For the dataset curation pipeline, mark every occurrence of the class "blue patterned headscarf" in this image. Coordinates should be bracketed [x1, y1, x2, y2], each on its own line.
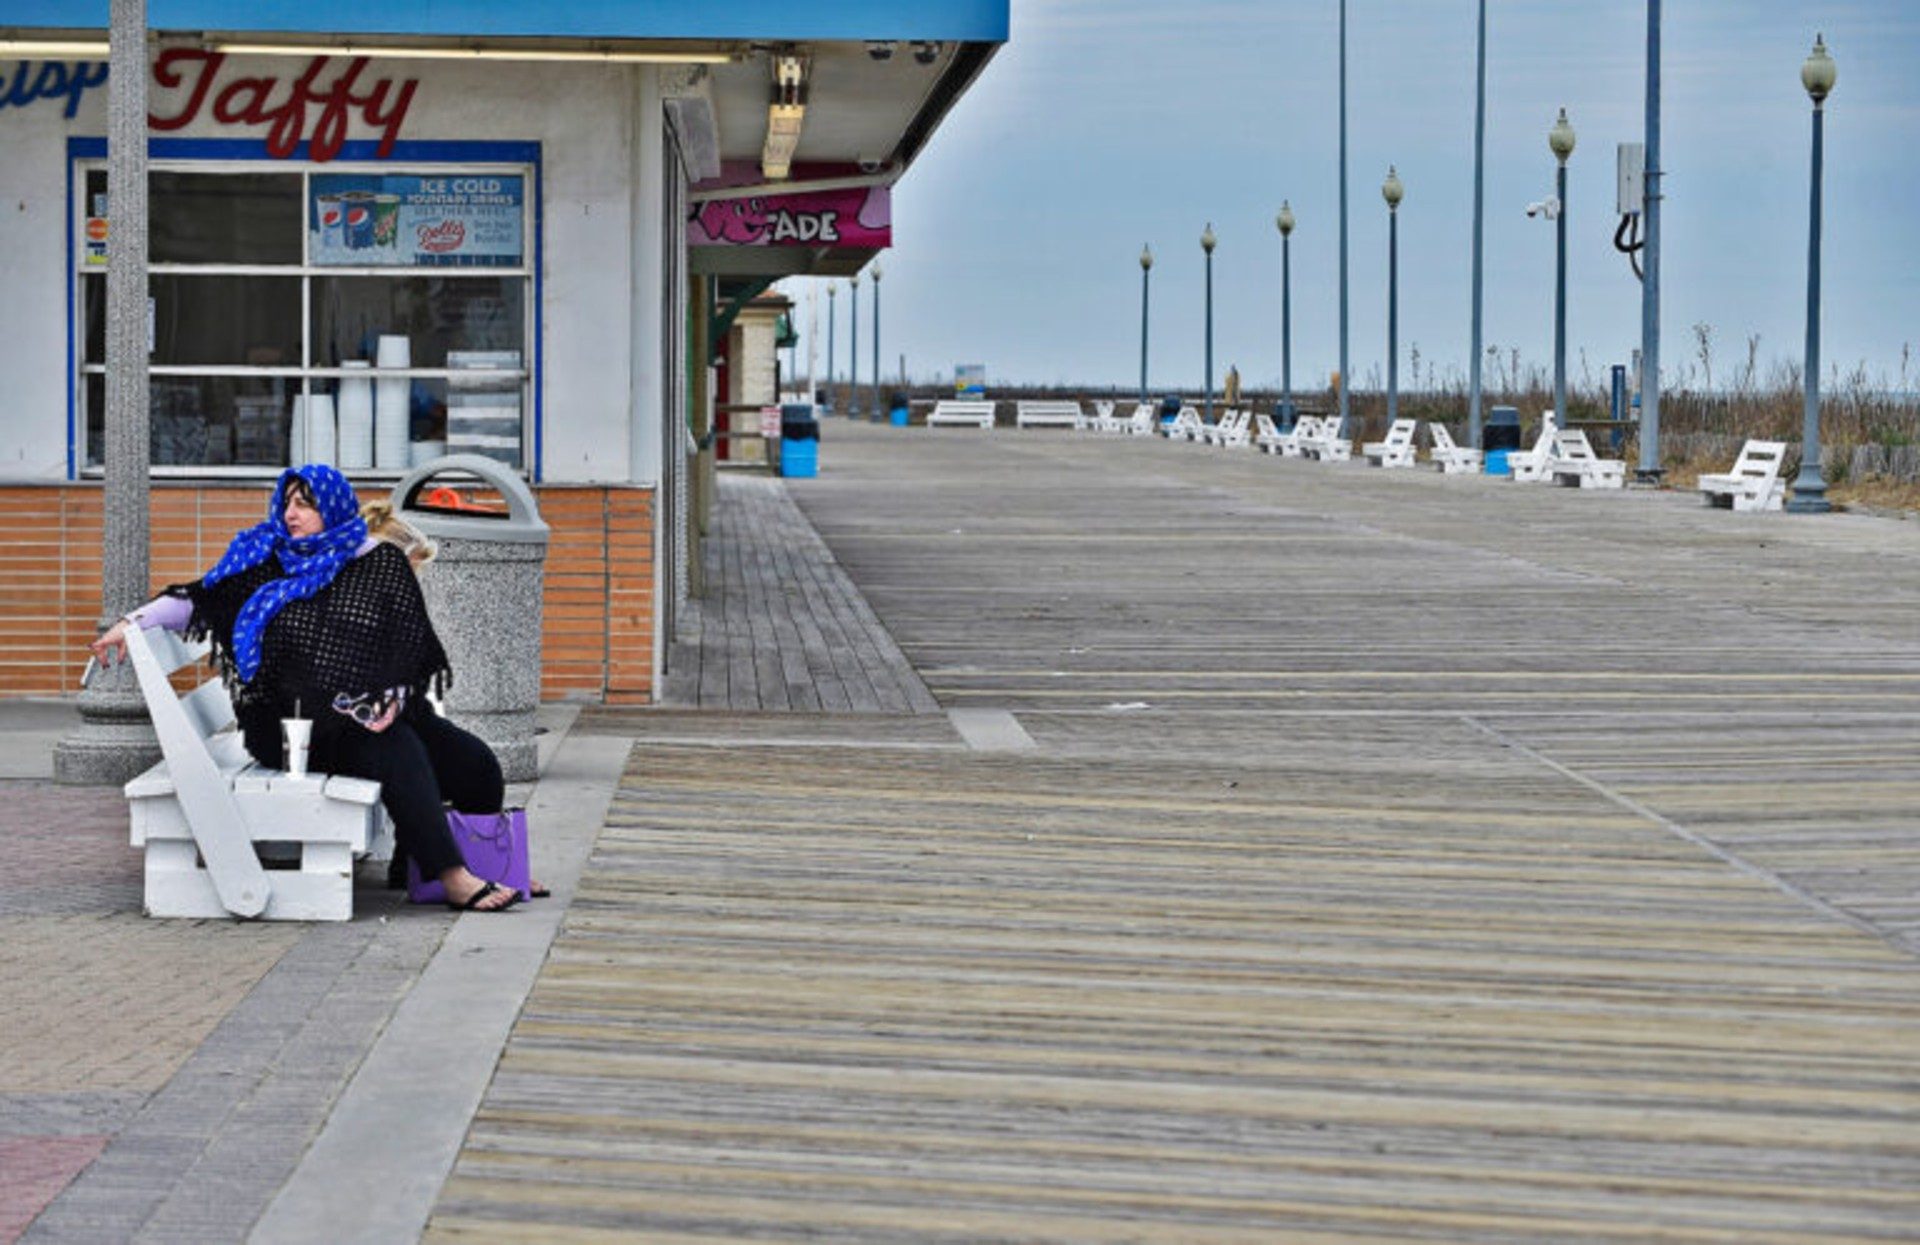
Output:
[203, 464, 367, 681]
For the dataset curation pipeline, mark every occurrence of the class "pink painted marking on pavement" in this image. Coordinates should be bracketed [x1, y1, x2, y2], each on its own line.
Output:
[0, 1136, 109, 1244]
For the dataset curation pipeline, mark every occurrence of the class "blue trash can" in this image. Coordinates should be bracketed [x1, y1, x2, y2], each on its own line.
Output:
[779, 403, 819, 477]
[1484, 405, 1521, 476]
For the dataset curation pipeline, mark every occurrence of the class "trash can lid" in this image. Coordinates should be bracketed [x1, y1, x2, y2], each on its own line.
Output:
[390, 454, 549, 544]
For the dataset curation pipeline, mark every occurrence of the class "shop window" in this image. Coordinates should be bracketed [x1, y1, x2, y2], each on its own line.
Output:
[77, 164, 532, 474]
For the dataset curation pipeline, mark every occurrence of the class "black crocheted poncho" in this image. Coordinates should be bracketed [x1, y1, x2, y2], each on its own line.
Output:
[173, 543, 452, 766]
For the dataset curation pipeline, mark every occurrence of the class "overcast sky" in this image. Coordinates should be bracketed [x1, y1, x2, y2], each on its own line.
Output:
[786, 0, 1920, 395]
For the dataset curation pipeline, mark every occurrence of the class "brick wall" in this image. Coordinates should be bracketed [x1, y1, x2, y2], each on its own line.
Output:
[0, 483, 654, 703]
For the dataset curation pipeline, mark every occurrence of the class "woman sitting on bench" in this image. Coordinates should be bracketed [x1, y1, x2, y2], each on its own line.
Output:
[88, 464, 523, 913]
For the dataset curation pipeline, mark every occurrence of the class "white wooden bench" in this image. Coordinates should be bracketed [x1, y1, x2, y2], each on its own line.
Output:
[1302, 416, 1353, 462]
[1549, 428, 1626, 489]
[1015, 399, 1083, 429]
[119, 625, 391, 921]
[1698, 439, 1787, 512]
[1120, 403, 1155, 435]
[926, 399, 997, 429]
[1251, 413, 1281, 451]
[1160, 406, 1204, 441]
[1507, 417, 1560, 482]
[1202, 408, 1252, 448]
[1078, 400, 1113, 432]
[1266, 414, 1320, 457]
[1362, 418, 1419, 468]
[1427, 423, 1483, 474]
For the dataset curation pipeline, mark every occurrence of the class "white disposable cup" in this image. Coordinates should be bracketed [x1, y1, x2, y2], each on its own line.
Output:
[282, 718, 312, 778]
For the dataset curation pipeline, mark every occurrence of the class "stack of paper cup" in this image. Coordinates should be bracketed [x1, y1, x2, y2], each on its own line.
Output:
[375, 335, 411, 470]
[306, 393, 337, 465]
[337, 361, 374, 469]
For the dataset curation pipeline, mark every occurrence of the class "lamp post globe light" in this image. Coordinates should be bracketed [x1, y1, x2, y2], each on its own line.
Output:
[1201, 223, 1216, 422]
[1138, 244, 1153, 408]
[1788, 33, 1836, 513]
[1548, 108, 1575, 430]
[870, 261, 883, 422]
[1276, 202, 1294, 423]
[847, 273, 860, 417]
[1381, 168, 1403, 429]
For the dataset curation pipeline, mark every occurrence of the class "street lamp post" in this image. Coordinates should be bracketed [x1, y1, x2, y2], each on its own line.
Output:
[1337, 0, 1350, 439]
[1469, 0, 1488, 450]
[825, 282, 836, 412]
[847, 273, 860, 417]
[1382, 168, 1403, 429]
[1549, 108, 1576, 428]
[1201, 223, 1216, 422]
[870, 262, 883, 422]
[1276, 203, 1294, 422]
[1788, 34, 1836, 513]
[1138, 245, 1153, 408]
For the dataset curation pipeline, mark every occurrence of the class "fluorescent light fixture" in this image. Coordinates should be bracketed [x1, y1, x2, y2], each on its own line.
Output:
[212, 42, 731, 65]
[0, 39, 112, 56]
[761, 102, 804, 180]
[761, 53, 807, 181]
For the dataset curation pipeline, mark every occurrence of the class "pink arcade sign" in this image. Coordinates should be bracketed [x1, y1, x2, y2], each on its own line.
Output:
[688, 185, 890, 248]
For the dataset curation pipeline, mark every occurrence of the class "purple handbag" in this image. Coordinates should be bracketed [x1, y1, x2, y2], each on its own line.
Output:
[406, 808, 532, 904]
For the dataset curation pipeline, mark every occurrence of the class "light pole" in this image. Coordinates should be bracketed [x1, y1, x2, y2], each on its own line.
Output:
[1638, 0, 1664, 480]
[1549, 108, 1575, 428]
[1201, 223, 1216, 422]
[870, 262, 883, 422]
[1468, 0, 1488, 449]
[847, 273, 860, 417]
[1337, 0, 1350, 438]
[1276, 202, 1294, 421]
[825, 282, 836, 412]
[1382, 168, 1403, 429]
[1788, 34, 1836, 513]
[1138, 244, 1153, 408]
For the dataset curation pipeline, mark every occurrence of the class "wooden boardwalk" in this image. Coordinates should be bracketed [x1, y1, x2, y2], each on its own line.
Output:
[431, 422, 1920, 1241]
[661, 471, 940, 714]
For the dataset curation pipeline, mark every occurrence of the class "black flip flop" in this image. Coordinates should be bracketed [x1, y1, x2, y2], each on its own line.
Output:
[449, 880, 523, 913]
[527, 882, 551, 899]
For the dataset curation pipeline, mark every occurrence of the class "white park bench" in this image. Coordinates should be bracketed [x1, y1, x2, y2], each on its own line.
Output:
[1302, 416, 1353, 462]
[1078, 400, 1113, 431]
[118, 625, 391, 921]
[1161, 406, 1204, 441]
[1362, 418, 1419, 468]
[1507, 416, 1560, 482]
[1251, 412, 1281, 451]
[1266, 414, 1320, 457]
[1427, 423, 1483, 474]
[1548, 428, 1626, 489]
[1015, 399, 1083, 429]
[1698, 439, 1788, 512]
[1119, 403, 1155, 435]
[927, 399, 997, 429]
[1202, 408, 1252, 448]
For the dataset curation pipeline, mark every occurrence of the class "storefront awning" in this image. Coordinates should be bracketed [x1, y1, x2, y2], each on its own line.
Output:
[4, 0, 1008, 41]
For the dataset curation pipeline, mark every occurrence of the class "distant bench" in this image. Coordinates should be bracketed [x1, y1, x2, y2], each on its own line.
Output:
[1014, 399, 1082, 429]
[927, 399, 997, 429]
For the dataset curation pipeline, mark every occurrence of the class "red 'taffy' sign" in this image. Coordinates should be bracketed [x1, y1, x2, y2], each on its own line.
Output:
[148, 49, 418, 162]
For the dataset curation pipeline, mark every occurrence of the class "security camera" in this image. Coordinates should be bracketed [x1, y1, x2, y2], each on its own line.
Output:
[1526, 196, 1561, 220]
[911, 41, 941, 65]
[866, 41, 894, 61]
[857, 157, 885, 174]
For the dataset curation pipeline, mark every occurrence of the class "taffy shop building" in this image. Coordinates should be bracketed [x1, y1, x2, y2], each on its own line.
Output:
[0, 1, 1005, 701]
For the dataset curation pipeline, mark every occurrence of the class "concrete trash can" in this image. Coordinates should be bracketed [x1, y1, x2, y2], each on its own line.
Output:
[390, 455, 549, 781]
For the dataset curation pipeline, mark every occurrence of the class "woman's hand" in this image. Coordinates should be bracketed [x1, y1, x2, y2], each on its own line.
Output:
[364, 700, 401, 733]
[88, 619, 132, 669]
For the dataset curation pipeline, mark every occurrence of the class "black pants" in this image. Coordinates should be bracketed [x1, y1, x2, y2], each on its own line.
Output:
[312, 708, 504, 879]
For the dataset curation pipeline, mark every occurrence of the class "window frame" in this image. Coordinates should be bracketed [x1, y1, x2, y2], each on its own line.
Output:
[66, 137, 544, 480]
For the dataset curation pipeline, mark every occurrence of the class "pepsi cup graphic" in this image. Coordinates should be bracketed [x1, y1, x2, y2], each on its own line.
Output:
[342, 191, 376, 249]
[316, 194, 345, 249]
